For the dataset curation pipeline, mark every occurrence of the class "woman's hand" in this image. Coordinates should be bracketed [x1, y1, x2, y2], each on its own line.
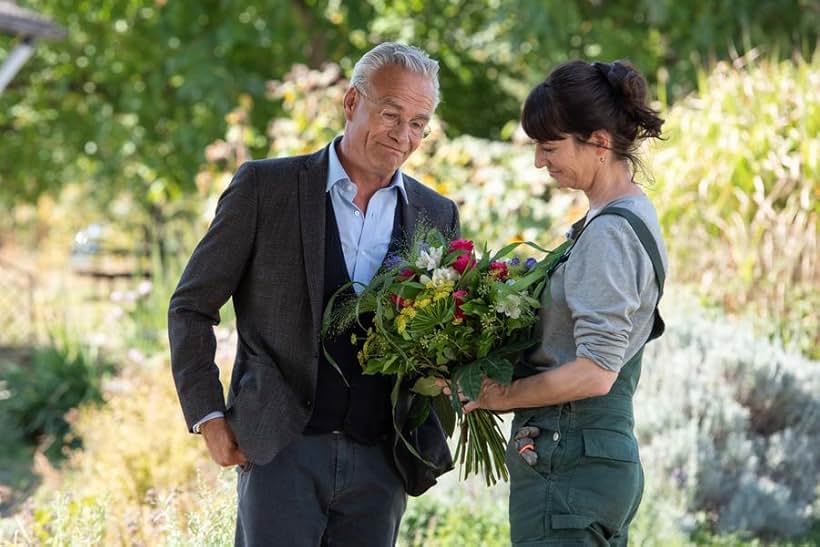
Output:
[463, 378, 514, 413]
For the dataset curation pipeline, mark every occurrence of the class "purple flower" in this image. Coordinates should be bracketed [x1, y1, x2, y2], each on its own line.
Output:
[525, 257, 537, 270]
[383, 253, 402, 269]
[509, 257, 520, 266]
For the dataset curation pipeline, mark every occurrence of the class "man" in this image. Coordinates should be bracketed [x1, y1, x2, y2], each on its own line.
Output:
[168, 42, 459, 546]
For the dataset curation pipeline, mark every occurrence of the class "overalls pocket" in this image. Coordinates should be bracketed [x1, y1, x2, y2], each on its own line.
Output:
[567, 428, 643, 531]
[506, 438, 550, 544]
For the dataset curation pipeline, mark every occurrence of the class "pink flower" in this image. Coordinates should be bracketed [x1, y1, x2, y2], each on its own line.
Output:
[398, 268, 415, 280]
[489, 261, 509, 281]
[453, 289, 468, 320]
[449, 239, 475, 253]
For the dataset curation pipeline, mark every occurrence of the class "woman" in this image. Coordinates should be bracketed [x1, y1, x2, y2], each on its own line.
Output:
[464, 60, 668, 546]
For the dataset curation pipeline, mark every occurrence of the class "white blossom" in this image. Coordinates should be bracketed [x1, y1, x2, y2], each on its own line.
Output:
[431, 266, 459, 286]
[495, 293, 523, 319]
[415, 246, 443, 270]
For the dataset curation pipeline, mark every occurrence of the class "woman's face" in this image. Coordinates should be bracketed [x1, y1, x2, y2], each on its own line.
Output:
[533, 136, 598, 191]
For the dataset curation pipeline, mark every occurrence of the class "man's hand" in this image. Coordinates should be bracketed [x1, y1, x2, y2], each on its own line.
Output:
[200, 418, 248, 467]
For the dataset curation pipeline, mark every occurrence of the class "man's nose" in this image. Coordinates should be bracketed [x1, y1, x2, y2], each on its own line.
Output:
[388, 121, 412, 143]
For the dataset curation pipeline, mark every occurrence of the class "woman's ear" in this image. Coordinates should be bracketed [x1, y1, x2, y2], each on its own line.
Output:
[589, 129, 611, 151]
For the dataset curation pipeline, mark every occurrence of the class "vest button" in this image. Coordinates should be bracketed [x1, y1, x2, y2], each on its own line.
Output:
[305, 399, 312, 407]
[552, 432, 560, 442]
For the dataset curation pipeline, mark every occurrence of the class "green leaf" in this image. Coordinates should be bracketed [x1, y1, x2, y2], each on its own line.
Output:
[432, 393, 456, 437]
[411, 376, 442, 396]
[454, 361, 484, 400]
[490, 241, 522, 261]
[509, 267, 547, 291]
[362, 354, 398, 375]
[480, 355, 514, 385]
[407, 395, 431, 431]
[459, 301, 489, 315]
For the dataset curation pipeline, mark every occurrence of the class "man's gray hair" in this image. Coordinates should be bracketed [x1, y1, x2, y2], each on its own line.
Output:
[350, 42, 440, 105]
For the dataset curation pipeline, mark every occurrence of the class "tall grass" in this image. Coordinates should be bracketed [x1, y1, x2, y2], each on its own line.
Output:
[649, 52, 818, 357]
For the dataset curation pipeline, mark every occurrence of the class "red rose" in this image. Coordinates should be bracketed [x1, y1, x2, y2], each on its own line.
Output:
[449, 239, 475, 253]
[453, 254, 476, 274]
[398, 268, 415, 280]
[489, 261, 509, 281]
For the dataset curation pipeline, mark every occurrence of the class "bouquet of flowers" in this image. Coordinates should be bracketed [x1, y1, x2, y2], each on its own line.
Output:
[322, 226, 569, 485]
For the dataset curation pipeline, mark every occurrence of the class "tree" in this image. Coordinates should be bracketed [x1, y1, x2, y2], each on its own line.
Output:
[1, 0, 815, 235]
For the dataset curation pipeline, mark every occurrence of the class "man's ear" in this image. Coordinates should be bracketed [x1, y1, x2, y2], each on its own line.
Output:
[343, 88, 358, 121]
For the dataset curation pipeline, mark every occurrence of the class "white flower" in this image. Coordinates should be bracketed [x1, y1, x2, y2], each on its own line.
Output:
[431, 267, 459, 286]
[495, 294, 523, 319]
[415, 246, 443, 270]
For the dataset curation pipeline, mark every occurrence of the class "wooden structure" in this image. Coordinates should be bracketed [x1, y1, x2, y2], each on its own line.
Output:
[0, 1, 66, 93]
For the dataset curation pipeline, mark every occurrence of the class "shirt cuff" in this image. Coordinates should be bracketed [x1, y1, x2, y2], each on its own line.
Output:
[192, 411, 225, 433]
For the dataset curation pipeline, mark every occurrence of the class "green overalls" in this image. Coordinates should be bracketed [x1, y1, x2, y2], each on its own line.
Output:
[506, 207, 666, 546]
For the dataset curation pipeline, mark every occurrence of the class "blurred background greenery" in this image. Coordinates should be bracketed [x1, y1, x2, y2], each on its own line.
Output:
[0, 1, 817, 545]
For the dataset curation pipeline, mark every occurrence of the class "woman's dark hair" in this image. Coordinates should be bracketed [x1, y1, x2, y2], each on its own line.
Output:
[522, 60, 664, 172]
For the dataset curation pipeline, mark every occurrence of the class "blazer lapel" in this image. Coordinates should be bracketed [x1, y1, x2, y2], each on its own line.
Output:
[402, 181, 422, 244]
[298, 144, 330, 336]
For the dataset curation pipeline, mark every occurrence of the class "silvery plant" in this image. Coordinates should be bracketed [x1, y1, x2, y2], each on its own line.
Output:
[636, 292, 819, 538]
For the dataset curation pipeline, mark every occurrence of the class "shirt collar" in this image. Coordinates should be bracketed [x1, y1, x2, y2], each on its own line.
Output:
[325, 139, 408, 204]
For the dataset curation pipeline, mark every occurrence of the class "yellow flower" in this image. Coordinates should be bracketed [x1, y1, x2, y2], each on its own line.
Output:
[415, 298, 432, 309]
[433, 282, 454, 301]
[396, 315, 408, 334]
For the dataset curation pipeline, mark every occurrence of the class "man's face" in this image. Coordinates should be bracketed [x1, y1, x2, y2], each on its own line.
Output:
[342, 65, 436, 183]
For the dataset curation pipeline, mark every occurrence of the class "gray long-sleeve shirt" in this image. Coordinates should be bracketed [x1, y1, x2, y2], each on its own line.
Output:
[527, 194, 668, 372]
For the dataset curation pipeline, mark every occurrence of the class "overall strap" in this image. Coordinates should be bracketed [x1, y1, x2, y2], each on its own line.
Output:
[573, 205, 666, 343]
[594, 207, 665, 299]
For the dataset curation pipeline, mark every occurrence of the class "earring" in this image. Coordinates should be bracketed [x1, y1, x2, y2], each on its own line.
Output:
[599, 156, 605, 164]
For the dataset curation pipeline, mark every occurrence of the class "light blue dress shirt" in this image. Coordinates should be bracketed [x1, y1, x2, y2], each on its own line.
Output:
[326, 140, 408, 293]
[192, 141, 408, 432]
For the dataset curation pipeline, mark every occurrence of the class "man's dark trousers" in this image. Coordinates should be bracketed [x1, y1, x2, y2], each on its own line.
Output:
[235, 432, 406, 546]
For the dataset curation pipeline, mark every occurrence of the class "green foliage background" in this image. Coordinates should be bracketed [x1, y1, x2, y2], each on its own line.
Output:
[1, 0, 817, 216]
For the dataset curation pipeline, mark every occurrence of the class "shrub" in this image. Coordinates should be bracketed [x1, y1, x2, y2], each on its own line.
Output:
[399, 495, 509, 547]
[0, 331, 113, 458]
[2, 346, 235, 545]
[636, 291, 819, 539]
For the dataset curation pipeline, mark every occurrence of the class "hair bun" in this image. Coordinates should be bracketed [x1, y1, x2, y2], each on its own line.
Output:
[596, 60, 645, 105]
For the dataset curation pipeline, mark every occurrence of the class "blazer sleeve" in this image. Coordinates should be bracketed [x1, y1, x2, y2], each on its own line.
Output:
[168, 162, 258, 430]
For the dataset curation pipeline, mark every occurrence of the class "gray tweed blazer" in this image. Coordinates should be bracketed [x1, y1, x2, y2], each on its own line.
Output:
[168, 140, 460, 465]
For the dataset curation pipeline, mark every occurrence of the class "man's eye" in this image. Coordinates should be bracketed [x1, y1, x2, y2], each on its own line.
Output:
[410, 121, 426, 131]
[382, 111, 400, 121]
